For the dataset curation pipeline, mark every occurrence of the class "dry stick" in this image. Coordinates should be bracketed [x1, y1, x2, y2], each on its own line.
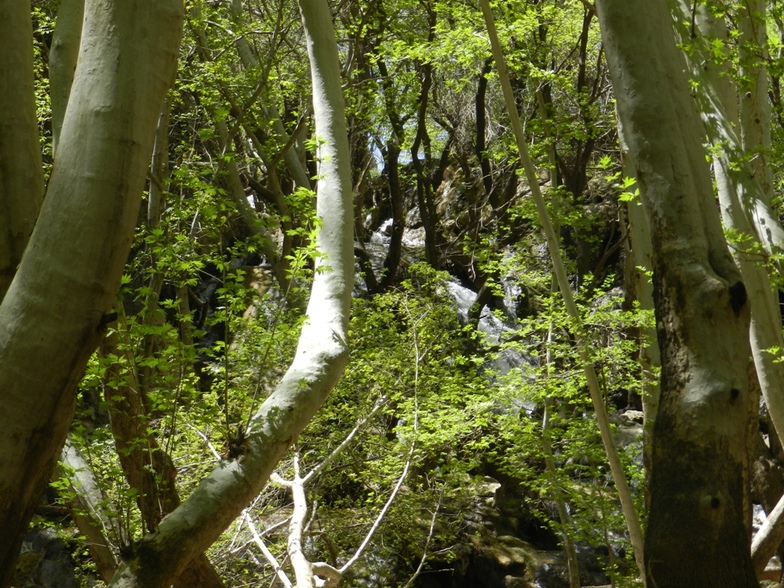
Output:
[340, 302, 423, 575]
[478, 0, 646, 582]
[303, 397, 386, 484]
[243, 510, 293, 588]
[340, 435, 415, 575]
[256, 400, 387, 586]
[277, 461, 344, 588]
[752, 498, 784, 574]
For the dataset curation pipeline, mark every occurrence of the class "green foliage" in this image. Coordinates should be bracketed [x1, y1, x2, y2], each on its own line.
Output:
[482, 282, 651, 579]
[32, 0, 656, 585]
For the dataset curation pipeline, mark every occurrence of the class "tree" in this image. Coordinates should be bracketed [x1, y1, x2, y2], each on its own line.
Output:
[104, 0, 354, 585]
[0, 1, 183, 584]
[597, 0, 758, 585]
[18, 0, 784, 584]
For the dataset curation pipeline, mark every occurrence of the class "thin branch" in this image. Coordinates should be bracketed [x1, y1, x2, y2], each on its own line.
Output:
[311, 562, 342, 588]
[340, 302, 422, 575]
[303, 396, 387, 484]
[339, 440, 415, 575]
[478, 1, 646, 579]
[243, 509, 293, 588]
[287, 455, 314, 587]
[402, 486, 444, 588]
[186, 422, 222, 462]
[231, 515, 292, 555]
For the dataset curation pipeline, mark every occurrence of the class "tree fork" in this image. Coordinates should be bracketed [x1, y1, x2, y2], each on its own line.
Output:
[0, 0, 183, 583]
[596, 0, 758, 584]
[106, 0, 354, 584]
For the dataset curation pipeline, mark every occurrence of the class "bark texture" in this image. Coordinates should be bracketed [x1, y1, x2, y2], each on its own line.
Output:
[596, 1, 757, 586]
[0, 0, 44, 300]
[0, 1, 183, 584]
[107, 1, 353, 585]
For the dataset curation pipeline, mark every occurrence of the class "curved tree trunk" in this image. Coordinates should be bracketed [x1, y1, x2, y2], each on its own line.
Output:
[597, 1, 758, 585]
[107, 1, 354, 585]
[0, 1, 183, 584]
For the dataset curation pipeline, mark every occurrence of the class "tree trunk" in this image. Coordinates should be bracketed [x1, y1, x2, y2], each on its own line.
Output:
[668, 1, 784, 458]
[0, 1, 183, 584]
[101, 317, 225, 588]
[618, 118, 659, 506]
[106, 0, 353, 585]
[480, 0, 646, 579]
[0, 0, 44, 301]
[596, 1, 758, 585]
[61, 440, 121, 583]
[49, 0, 84, 157]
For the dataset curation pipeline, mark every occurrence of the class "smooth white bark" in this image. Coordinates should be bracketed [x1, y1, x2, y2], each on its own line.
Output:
[752, 496, 784, 573]
[670, 0, 784, 477]
[737, 1, 778, 232]
[673, 3, 784, 575]
[49, 0, 84, 156]
[618, 118, 659, 487]
[597, 0, 757, 584]
[0, 0, 183, 581]
[107, 1, 353, 585]
[739, 2, 771, 176]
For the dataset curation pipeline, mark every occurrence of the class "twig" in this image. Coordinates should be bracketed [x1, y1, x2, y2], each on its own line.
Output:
[185, 422, 222, 462]
[287, 455, 314, 587]
[339, 440, 414, 575]
[402, 485, 444, 588]
[243, 509, 293, 588]
[303, 396, 387, 484]
[340, 302, 422, 575]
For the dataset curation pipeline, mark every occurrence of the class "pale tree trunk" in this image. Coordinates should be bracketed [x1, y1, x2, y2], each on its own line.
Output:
[735, 0, 784, 267]
[596, 0, 758, 585]
[49, 0, 84, 156]
[249, 399, 395, 588]
[618, 118, 659, 504]
[479, 0, 647, 579]
[738, 0, 774, 201]
[674, 2, 784, 574]
[0, 1, 183, 584]
[0, 0, 44, 301]
[60, 441, 121, 583]
[229, 0, 313, 194]
[107, 0, 353, 585]
[669, 1, 784, 459]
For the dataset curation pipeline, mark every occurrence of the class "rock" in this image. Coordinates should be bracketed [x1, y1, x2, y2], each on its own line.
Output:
[14, 528, 79, 588]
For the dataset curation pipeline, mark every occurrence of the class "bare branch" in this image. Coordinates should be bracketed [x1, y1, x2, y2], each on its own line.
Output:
[243, 510, 293, 588]
[303, 396, 387, 484]
[402, 486, 444, 588]
[311, 562, 342, 588]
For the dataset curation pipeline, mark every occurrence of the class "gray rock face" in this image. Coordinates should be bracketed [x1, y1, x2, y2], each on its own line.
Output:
[14, 528, 80, 588]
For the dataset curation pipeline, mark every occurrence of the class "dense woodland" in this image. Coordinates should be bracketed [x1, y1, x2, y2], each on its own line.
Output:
[4, 0, 784, 586]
